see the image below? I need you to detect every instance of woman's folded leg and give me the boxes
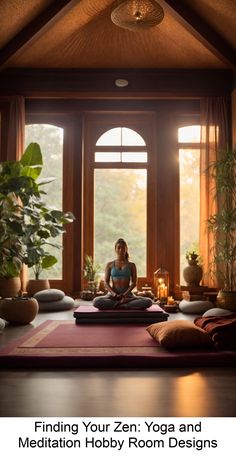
[93,294,118,309]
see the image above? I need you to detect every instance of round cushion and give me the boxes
[0,318,5,332]
[34,289,65,302]
[203,307,233,317]
[179,299,214,314]
[38,295,75,312]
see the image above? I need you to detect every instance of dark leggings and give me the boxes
[93,293,153,310]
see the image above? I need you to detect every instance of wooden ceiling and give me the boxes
[0,0,235,72]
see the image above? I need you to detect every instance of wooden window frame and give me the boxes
[83,112,158,288]
[25,114,76,293]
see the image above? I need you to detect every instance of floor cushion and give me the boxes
[179,299,214,314]
[146,320,212,349]
[194,314,236,351]
[38,296,75,312]
[203,307,233,317]
[34,289,65,302]
[74,304,168,324]
[0,317,5,332]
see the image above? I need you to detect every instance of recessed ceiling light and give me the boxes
[115,78,129,87]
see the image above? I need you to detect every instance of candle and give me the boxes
[167,296,175,305]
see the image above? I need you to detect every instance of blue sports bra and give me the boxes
[111,262,131,279]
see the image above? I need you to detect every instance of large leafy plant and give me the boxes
[0,143,42,278]
[0,143,75,280]
[23,202,74,280]
[207,148,236,290]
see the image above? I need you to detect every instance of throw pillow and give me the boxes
[146,320,212,349]
[179,299,214,314]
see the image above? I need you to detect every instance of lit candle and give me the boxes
[167,296,175,305]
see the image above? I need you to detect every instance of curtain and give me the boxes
[0,96,25,161]
[0,96,27,290]
[7,96,25,160]
[200,97,231,287]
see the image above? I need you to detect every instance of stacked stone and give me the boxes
[34,289,75,312]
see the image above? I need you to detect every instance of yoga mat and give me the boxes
[1,320,236,369]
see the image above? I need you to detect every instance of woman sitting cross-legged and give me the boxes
[93,238,153,310]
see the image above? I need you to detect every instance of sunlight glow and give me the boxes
[96,127,146,146]
[178,125,200,143]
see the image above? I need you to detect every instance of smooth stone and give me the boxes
[38,295,75,312]
[34,288,65,302]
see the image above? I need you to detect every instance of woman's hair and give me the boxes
[115,238,129,260]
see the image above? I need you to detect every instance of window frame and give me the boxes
[177,118,201,287]
[83,112,158,288]
[25,114,76,292]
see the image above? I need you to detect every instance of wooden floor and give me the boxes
[0,305,236,417]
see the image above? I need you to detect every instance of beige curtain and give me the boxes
[200,97,231,287]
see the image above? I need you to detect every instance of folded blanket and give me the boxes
[194,314,236,351]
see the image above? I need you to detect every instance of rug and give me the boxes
[1,320,236,369]
[74,303,169,324]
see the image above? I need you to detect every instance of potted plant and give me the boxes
[207,147,236,310]
[183,249,203,286]
[20,144,75,294]
[82,254,101,298]
[0,144,43,321]
[0,142,75,296]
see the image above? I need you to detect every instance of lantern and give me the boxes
[154,267,169,303]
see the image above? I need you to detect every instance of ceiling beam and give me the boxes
[0,0,80,69]
[160,0,236,71]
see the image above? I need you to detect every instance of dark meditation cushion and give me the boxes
[74,304,168,324]
[34,288,65,302]
[38,296,75,312]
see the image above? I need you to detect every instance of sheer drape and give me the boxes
[200,97,231,287]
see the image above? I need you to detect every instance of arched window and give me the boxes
[93,127,147,276]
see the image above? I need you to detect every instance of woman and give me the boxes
[93,238,153,309]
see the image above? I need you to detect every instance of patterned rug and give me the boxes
[1,320,236,369]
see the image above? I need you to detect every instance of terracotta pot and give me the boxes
[217,290,236,312]
[27,279,50,297]
[0,297,39,324]
[183,264,203,286]
[0,277,21,298]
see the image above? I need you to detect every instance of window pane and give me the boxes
[178,125,200,143]
[25,124,63,280]
[179,148,200,284]
[94,169,147,276]
[122,152,147,162]
[96,128,121,146]
[96,127,146,146]
[122,128,146,145]
[95,152,121,162]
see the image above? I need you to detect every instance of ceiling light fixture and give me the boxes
[111,0,164,32]
[115,78,129,87]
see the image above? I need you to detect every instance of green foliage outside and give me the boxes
[25,124,63,279]
[179,149,200,284]
[94,169,147,277]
